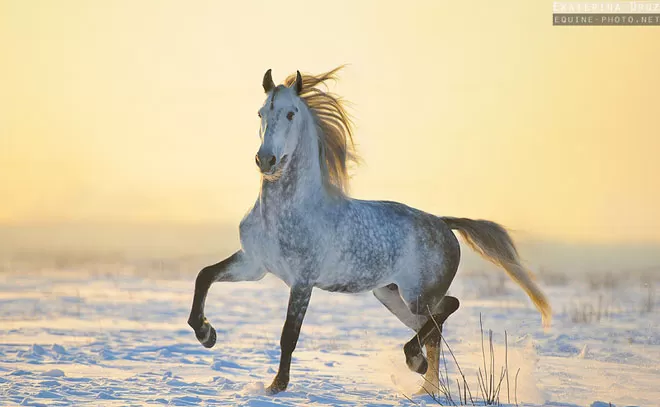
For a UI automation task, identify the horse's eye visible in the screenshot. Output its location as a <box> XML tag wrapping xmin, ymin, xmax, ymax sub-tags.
<box><xmin>286</xmin><ymin>111</ymin><xmax>295</xmax><ymax>121</ymax></box>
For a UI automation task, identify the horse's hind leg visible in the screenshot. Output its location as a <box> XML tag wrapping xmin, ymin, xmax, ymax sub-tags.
<box><xmin>187</xmin><ymin>250</ymin><xmax>265</xmax><ymax>348</ymax></box>
<box><xmin>373</xmin><ymin>284</ymin><xmax>427</xmax><ymax>331</ymax></box>
<box><xmin>416</xmin><ymin>330</ymin><xmax>441</xmax><ymax>396</ymax></box>
<box><xmin>403</xmin><ymin>295</ymin><xmax>459</xmax><ymax>375</ymax></box>
<box><xmin>373</xmin><ymin>285</ymin><xmax>445</xmax><ymax>392</ymax></box>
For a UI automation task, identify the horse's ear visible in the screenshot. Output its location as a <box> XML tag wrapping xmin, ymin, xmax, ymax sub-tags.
<box><xmin>262</xmin><ymin>69</ymin><xmax>275</xmax><ymax>93</ymax></box>
<box><xmin>294</xmin><ymin>70</ymin><xmax>303</xmax><ymax>94</ymax></box>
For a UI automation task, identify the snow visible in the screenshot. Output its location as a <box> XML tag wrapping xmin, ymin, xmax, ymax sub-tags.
<box><xmin>0</xmin><ymin>264</ymin><xmax>658</xmax><ymax>406</ymax></box>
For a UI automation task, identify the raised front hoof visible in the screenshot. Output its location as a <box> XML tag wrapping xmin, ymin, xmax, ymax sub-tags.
<box><xmin>265</xmin><ymin>375</ymin><xmax>289</xmax><ymax>395</ymax></box>
<box><xmin>406</xmin><ymin>352</ymin><xmax>428</xmax><ymax>375</ymax></box>
<box><xmin>194</xmin><ymin>323</ymin><xmax>217</xmax><ymax>348</ymax></box>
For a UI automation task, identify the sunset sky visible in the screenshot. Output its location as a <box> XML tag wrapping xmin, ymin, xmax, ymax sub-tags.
<box><xmin>1</xmin><ymin>0</ymin><xmax>659</xmax><ymax>244</ymax></box>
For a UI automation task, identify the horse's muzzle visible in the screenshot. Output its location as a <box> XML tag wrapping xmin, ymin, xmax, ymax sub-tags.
<box><xmin>256</xmin><ymin>154</ymin><xmax>287</xmax><ymax>175</ymax></box>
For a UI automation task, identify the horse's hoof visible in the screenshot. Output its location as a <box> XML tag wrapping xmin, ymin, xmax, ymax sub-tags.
<box><xmin>406</xmin><ymin>352</ymin><xmax>428</xmax><ymax>375</ymax></box>
<box><xmin>202</xmin><ymin>326</ymin><xmax>216</xmax><ymax>348</ymax></box>
<box><xmin>196</xmin><ymin>324</ymin><xmax>216</xmax><ymax>348</ymax></box>
<box><xmin>265</xmin><ymin>384</ymin><xmax>282</xmax><ymax>395</ymax></box>
<box><xmin>266</xmin><ymin>374</ymin><xmax>289</xmax><ymax>395</ymax></box>
<box><xmin>414</xmin><ymin>385</ymin><xmax>437</xmax><ymax>397</ymax></box>
<box><xmin>404</xmin><ymin>341</ymin><xmax>427</xmax><ymax>374</ymax></box>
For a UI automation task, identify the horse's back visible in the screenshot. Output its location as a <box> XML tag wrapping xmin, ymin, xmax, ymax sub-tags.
<box><xmin>348</xmin><ymin>199</ymin><xmax>461</xmax><ymax>306</ymax></box>
<box><xmin>316</xmin><ymin>199</ymin><xmax>460</xmax><ymax>293</ymax></box>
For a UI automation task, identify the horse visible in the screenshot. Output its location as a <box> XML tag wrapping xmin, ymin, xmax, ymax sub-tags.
<box><xmin>187</xmin><ymin>67</ymin><xmax>551</xmax><ymax>395</ymax></box>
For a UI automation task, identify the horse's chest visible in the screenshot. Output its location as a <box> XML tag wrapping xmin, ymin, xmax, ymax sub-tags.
<box><xmin>240</xmin><ymin>209</ymin><xmax>318</xmax><ymax>285</ymax></box>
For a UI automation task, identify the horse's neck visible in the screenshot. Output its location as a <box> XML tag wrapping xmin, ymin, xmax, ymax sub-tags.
<box><xmin>259</xmin><ymin>126</ymin><xmax>326</xmax><ymax>210</ymax></box>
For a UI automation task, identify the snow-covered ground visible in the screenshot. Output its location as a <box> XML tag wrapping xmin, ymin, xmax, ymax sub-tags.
<box><xmin>0</xmin><ymin>262</ymin><xmax>658</xmax><ymax>406</ymax></box>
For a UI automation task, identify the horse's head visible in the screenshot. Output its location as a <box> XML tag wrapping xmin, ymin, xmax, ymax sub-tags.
<box><xmin>255</xmin><ymin>69</ymin><xmax>305</xmax><ymax>178</ymax></box>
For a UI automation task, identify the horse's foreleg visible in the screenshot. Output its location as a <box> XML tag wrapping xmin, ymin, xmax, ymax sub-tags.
<box><xmin>266</xmin><ymin>284</ymin><xmax>313</xmax><ymax>395</ymax></box>
<box><xmin>187</xmin><ymin>250</ymin><xmax>264</xmax><ymax>348</ymax></box>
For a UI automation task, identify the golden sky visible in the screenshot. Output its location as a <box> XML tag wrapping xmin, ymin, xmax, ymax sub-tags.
<box><xmin>1</xmin><ymin>0</ymin><xmax>659</xmax><ymax>243</ymax></box>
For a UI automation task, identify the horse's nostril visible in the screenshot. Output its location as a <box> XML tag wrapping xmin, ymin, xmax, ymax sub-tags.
<box><xmin>255</xmin><ymin>154</ymin><xmax>260</xmax><ymax>166</ymax></box>
<box><xmin>269</xmin><ymin>156</ymin><xmax>277</xmax><ymax>166</ymax></box>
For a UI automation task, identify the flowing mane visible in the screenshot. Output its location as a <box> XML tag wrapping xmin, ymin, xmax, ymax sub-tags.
<box><xmin>283</xmin><ymin>66</ymin><xmax>358</xmax><ymax>196</ymax></box>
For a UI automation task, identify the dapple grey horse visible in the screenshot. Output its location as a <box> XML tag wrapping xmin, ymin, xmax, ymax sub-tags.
<box><xmin>188</xmin><ymin>67</ymin><xmax>551</xmax><ymax>395</ymax></box>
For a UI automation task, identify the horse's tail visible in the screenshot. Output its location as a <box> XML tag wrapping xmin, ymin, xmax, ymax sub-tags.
<box><xmin>442</xmin><ymin>217</ymin><xmax>552</xmax><ymax>328</ymax></box>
